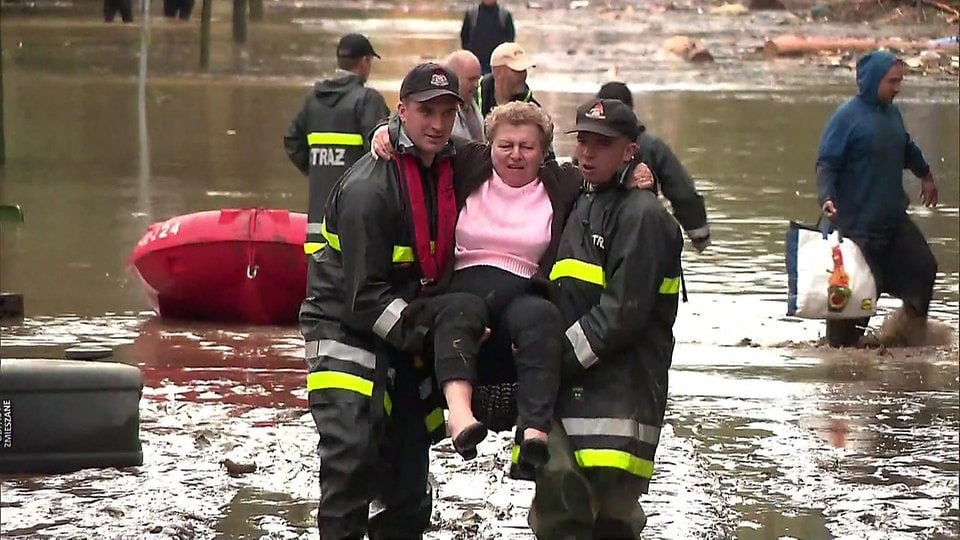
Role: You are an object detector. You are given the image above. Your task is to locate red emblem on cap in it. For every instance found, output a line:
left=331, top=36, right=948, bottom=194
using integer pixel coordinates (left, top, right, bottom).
left=586, top=102, right=605, bottom=119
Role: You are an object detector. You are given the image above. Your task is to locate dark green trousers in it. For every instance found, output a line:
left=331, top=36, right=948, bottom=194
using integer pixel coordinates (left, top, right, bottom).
left=527, top=421, right=647, bottom=540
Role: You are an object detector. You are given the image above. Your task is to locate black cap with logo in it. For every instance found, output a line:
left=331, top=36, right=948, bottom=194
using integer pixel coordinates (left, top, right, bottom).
left=566, top=98, right=639, bottom=140
left=337, top=33, right=381, bottom=59
left=399, top=63, right=463, bottom=103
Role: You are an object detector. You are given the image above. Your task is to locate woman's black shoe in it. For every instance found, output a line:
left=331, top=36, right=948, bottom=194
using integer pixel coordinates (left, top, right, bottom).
left=452, top=422, right=488, bottom=460
left=517, top=437, right=550, bottom=472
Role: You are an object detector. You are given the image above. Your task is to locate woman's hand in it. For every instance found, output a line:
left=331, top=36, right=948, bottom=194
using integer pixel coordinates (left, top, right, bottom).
left=631, top=162, right=655, bottom=190
left=371, top=125, right=395, bottom=161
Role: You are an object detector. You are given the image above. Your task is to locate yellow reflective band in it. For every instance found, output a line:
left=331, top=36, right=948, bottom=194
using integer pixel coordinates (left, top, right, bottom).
left=511, top=444, right=520, bottom=464
left=307, top=132, right=364, bottom=146
left=550, top=259, right=605, bottom=287
left=424, top=408, right=444, bottom=432
left=321, top=220, right=341, bottom=251
left=573, top=449, right=654, bottom=479
left=304, top=242, right=325, bottom=254
left=307, top=372, right=392, bottom=414
left=393, top=245, right=414, bottom=263
left=321, top=220, right=429, bottom=264
left=659, top=276, right=680, bottom=294
left=307, top=371, right=373, bottom=396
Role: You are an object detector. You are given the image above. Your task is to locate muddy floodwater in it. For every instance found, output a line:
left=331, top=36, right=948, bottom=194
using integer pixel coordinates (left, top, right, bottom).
left=1, top=1, right=958, bottom=539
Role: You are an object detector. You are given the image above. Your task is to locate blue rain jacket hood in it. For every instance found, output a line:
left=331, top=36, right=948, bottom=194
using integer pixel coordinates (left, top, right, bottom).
left=815, top=50, right=930, bottom=237
left=856, top=50, right=896, bottom=106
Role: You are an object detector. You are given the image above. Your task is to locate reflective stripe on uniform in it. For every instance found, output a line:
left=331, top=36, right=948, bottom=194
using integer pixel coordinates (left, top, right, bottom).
left=307, top=371, right=393, bottom=414
left=550, top=259, right=605, bottom=288
left=511, top=444, right=520, bottom=464
left=320, top=220, right=421, bottom=264
left=425, top=407, right=444, bottom=433
left=307, top=132, right=364, bottom=146
left=659, top=277, right=680, bottom=294
left=573, top=448, right=655, bottom=479
left=321, top=220, right=341, bottom=251
left=561, top=417, right=661, bottom=446
left=304, top=242, right=325, bottom=254
left=373, top=298, right=408, bottom=339
left=307, top=222, right=325, bottom=235
left=307, top=371, right=372, bottom=396
left=304, top=339, right=376, bottom=370
left=565, top=321, right=598, bottom=369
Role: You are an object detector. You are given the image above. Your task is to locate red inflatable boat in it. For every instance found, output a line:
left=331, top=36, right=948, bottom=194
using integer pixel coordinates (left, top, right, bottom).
left=128, top=208, right=307, bottom=325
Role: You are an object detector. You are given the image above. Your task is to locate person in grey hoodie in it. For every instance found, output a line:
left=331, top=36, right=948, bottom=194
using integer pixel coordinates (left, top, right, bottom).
left=284, top=33, right=390, bottom=255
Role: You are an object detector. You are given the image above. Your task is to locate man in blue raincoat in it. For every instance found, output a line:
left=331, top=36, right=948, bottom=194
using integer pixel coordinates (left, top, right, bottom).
left=816, top=49, right=940, bottom=347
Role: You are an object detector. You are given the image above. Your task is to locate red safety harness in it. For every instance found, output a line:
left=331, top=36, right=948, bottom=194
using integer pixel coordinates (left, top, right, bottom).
left=396, top=153, right=457, bottom=285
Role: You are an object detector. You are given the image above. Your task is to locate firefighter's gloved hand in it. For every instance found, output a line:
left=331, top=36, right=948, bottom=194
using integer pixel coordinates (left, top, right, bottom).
left=691, top=235, right=711, bottom=253
left=399, top=298, right=439, bottom=354
left=560, top=338, right=585, bottom=381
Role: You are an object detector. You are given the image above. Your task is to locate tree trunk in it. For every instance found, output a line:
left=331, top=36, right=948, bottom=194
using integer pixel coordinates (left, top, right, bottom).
left=200, top=0, right=212, bottom=69
left=763, top=34, right=959, bottom=58
left=232, top=0, right=248, bottom=44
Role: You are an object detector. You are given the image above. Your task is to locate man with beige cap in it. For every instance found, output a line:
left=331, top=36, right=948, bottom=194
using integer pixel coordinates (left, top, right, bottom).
left=477, top=42, right=540, bottom=117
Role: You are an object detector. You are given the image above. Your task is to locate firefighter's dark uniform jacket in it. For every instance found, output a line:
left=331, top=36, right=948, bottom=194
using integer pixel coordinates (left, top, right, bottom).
left=550, top=179, right=684, bottom=495
left=476, top=73, right=540, bottom=117
left=284, top=70, right=389, bottom=254
left=636, top=126, right=710, bottom=245
left=299, top=126, right=453, bottom=540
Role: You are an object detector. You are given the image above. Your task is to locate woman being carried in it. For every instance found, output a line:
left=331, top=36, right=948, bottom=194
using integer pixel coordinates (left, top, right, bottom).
left=434, top=102, right=575, bottom=471
left=373, top=101, right=652, bottom=472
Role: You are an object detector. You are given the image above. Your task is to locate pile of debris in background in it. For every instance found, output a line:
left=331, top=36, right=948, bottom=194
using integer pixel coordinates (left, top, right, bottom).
left=754, top=0, right=960, bottom=77
left=577, top=0, right=960, bottom=77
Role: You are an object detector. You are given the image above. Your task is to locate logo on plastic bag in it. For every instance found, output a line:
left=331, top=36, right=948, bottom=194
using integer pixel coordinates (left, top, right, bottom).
left=827, top=245, right=851, bottom=312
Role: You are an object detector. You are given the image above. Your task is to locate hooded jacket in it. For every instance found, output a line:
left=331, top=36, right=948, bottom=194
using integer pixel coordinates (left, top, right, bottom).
left=284, top=71, right=390, bottom=253
left=816, top=50, right=931, bottom=237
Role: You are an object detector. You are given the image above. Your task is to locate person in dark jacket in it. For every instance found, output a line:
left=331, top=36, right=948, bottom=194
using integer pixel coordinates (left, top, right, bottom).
left=460, top=0, right=516, bottom=74
left=299, top=62, right=466, bottom=540
left=597, top=81, right=711, bottom=252
left=527, top=99, right=684, bottom=540
left=162, top=0, right=194, bottom=19
left=816, top=50, right=939, bottom=347
left=103, top=0, right=133, bottom=22
left=477, top=42, right=540, bottom=117
left=284, top=33, right=390, bottom=255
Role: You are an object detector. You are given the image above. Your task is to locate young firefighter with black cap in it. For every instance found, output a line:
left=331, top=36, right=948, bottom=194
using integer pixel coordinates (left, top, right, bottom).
left=299, top=61, right=473, bottom=540
left=527, top=98, right=684, bottom=540
left=284, top=33, right=390, bottom=256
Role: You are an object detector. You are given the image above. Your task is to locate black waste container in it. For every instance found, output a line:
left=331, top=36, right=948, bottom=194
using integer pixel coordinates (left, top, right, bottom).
left=0, top=358, right=143, bottom=474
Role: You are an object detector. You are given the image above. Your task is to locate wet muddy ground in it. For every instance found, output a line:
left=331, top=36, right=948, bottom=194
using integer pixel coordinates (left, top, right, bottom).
left=1, top=0, right=959, bottom=538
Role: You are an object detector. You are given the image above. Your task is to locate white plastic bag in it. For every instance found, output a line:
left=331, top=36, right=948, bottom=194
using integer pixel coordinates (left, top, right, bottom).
left=786, top=220, right=878, bottom=320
